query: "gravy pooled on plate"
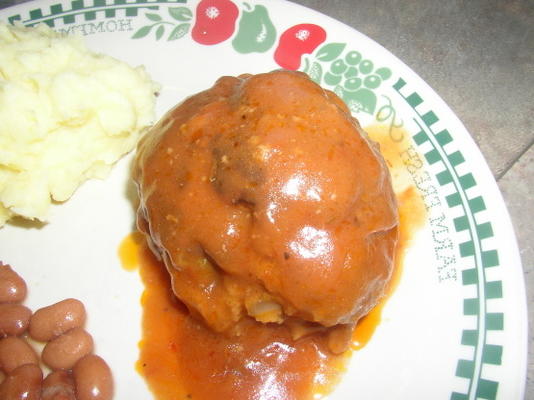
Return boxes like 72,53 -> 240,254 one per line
133,70 -> 398,353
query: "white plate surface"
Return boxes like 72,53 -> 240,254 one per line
0,1 -> 527,399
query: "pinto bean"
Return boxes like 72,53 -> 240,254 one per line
0,304 -> 32,337
41,370 -> 76,400
0,363 -> 42,400
29,299 -> 86,342
42,328 -> 93,370
0,337 -> 39,373
73,355 -> 113,400
0,265 -> 27,304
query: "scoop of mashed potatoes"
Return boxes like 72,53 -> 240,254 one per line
0,22 -> 159,226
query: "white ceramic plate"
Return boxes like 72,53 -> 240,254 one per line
0,1 -> 527,399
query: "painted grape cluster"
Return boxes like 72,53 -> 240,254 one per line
304,43 -> 392,115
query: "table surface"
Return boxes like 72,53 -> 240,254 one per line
1,0 -> 532,397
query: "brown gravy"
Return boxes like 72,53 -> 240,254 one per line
119,125 -> 426,399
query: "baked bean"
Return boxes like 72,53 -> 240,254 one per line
42,327 -> 93,370
0,363 -> 42,400
0,337 -> 39,373
0,265 -> 27,304
0,304 -> 32,337
29,298 -> 86,342
73,355 -> 113,400
42,370 -> 76,400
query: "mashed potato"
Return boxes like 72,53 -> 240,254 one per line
0,22 -> 159,226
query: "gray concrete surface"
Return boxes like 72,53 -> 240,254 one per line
1,0 -> 532,397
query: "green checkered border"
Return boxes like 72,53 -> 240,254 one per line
393,78 -> 503,400
6,0 -> 185,27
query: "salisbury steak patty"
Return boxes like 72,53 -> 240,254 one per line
133,70 -> 398,340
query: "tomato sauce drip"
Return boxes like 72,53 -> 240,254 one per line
120,125 -> 426,400
118,231 -> 144,271
134,243 -> 349,400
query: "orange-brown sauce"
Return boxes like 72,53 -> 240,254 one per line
134,243 -> 350,400
120,125 -> 426,400
134,72 -> 399,334
118,231 -> 144,271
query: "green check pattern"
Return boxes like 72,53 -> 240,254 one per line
7,0 -> 185,26
394,77 -> 504,400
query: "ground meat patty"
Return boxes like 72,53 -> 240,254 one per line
133,70 -> 398,340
